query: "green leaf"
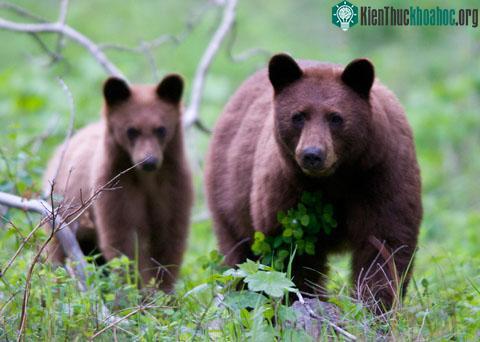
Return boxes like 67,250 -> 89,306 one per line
273,236 -> 284,248
245,271 -> 296,298
278,249 -> 289,259
283,228 -> 293,238
224,291 -> 268,310
238,259 -> 261,276
261,242 -> 272,254
293,228 -> 303,239
305,241 -> 315,255
274,259 -> 284,271
300,215 -> 310,227
254,231 -> 265,242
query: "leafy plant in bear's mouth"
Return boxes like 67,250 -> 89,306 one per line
251,191 -> 337,270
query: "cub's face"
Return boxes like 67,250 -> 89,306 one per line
269,54 -> 375,177
102,75 -> 183,172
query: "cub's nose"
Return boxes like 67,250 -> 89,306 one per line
301,147 -> 325,170
142,156 -> 159,171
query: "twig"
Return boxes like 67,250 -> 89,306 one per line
17,191 -> 59,342
0,192 -> 88,281
295,292 -> 357,341
29,32 -> 63,61
225,22 -> 270,63
53,77 -> 76,181
0,17 -> 123,77
183,0 -> 238,130
55,0 -> 69,55
0,2 -> 47,22
90,302 -> 157,340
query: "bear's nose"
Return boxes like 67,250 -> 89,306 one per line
301,147 -> 325,170
142,156 -> 159,171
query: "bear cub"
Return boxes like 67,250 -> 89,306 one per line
43,75 -> 193,292
206,54 -> 422,311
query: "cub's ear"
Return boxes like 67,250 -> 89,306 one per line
268,53 -> 303,94
341,58 -> 375,99
156,74 -> 184,104
103,77 -> 131,106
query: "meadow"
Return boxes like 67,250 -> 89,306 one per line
0,0 -> 479,340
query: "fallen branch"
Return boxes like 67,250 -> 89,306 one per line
295,292 -> 357,341
183,0 -> 238,131
0,192 -> 88,285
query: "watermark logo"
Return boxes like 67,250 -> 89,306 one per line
332,1 -> 358,31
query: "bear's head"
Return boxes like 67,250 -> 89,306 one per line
102,74 -> 183,172
269,53 -> 375,177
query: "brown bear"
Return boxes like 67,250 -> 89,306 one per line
43,75 -> 193,292
205,53 -> 422,312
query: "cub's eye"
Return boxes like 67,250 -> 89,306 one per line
154,126 -> 167,139
291,112 -> 306,127
328,113 -> 344,127
126,127 -> 140,140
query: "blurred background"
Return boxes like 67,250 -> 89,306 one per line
0,0 -> 479,338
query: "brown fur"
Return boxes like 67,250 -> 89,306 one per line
205,54 -> 422,311
43,75 -> 193,292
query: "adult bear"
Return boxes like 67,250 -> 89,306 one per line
205,53 -> 422,312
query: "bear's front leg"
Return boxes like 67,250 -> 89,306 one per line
95,190 -> 154,286
349,200 -> 419,313
149,209 -> 191,292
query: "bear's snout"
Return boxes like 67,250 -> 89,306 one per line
300,147 -> 325,170
141,156 -> 159,172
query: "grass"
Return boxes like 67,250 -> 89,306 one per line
1,0 -> 480,340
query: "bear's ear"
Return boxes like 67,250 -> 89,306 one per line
268,53 -> 303,94
341,58 -> 375,99
156,74 -> 184,104
103,77 -> 131,106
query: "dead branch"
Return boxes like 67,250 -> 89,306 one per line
97,0 -> 212,79
53,77 -> 76,181
55,0 -> 69,55
0,2 -> 47,22
226,22 -> 271,63
0,192 -> 88,283
295,292 -> 357,341
183,0 -> 238,131
0,15 -> 123,77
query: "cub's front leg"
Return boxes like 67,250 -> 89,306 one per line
94,188 -> 155,286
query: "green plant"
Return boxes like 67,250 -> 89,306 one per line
251,192 -> 337,270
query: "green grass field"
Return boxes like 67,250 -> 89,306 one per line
0,0 -> 479,340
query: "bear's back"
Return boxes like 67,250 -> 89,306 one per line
43,122 -> 104,206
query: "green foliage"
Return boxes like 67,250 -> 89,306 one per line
1,0 -> 480,340
251,192 -> 336,270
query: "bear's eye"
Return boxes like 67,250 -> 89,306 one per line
154,126 -> 167,139
126,127 -> 140,140
291,112 -> 306,127
328,113 -> 344,127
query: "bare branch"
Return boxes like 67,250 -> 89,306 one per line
0,2 -> 47,23
53,77 -> 76,181
0,191 -> 88,279
55,0 -> 69,56
226,22 -> 270,63
29,32 -> 63,61
0,17 -> 123,77
183,0 -> 238,130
